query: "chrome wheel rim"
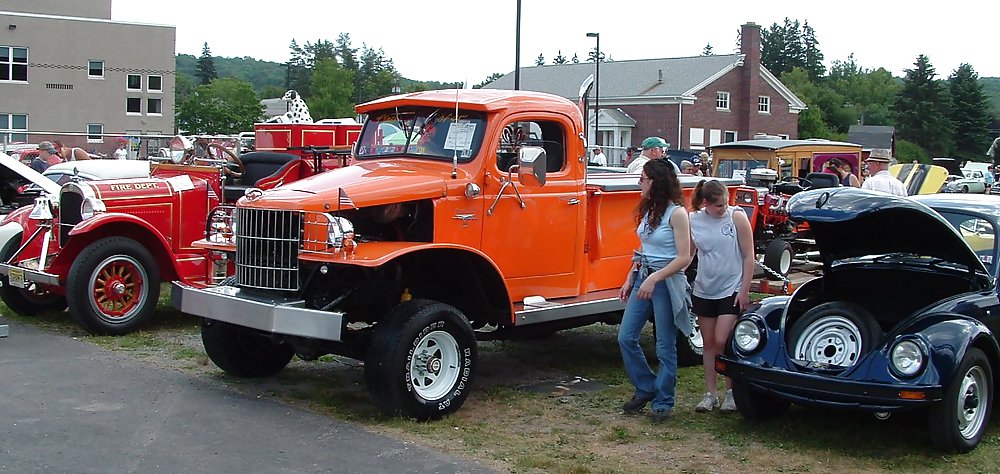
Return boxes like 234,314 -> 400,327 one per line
88,254 -> 148,324
793,316 -> 863,366
957,365 -> 988,439
409,329 -> 461,400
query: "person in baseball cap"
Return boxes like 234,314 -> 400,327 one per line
628,137 -> 671,174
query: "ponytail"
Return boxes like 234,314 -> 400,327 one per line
692,179 -> 708,211
692,179 -> 728,211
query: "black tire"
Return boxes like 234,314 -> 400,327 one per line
787,301 -> 881,367
0,232 -> 67,315
731,380 -> 790,421
201,319 -> 294,377
676,310 -> 704,367
762,239 -> 793,280
364,299 -> 477,420
66,237 -> 161,335
962,185 -> 969,193
928,347 -> 993,453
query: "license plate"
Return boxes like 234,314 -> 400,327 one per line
7,267 -> 26,288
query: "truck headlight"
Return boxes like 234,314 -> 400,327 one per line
890,339 -> 925,377
206,206 -> 236,244
733,318 -> 765,354
80,197 -> 106,220
327,216 -> 355,251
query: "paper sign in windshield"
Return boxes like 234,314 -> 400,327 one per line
444,121 -> 476,150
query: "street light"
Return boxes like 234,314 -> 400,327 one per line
586,32 -> 600,147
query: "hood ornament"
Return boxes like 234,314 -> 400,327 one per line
243,188 -> 264,201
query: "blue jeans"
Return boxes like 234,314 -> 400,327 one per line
618,278 -> 678,412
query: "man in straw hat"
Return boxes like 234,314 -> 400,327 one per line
861,148 -> 906,196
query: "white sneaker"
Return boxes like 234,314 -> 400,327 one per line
695,392 -> 719,412
720,389 -> 737,412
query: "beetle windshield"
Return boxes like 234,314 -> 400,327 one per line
355,107 -> 487,162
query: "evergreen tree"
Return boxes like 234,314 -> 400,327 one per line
356,45 -> 400,103
892,55 -> 954,156
702,43 -> 714,56
553,50 -> 568,65
287,39 -> 312,96
334,33 -> 360,105
475,73 -> 503,89
948,63 -> 992,161
305,39 -> 336,67
828,55 -> 898,126
535,53 -> 545,66
571,53 -> 579,64
761,18 -> 807,77
801,21 -> 825,80
587,47 -> 605,63
195,42 -> 217,85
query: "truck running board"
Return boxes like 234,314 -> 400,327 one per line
513,289 -> 623,325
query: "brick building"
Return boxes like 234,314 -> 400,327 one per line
486,22 -> 806,165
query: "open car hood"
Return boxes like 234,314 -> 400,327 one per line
787,187 -> 986,272
0,151 -> 61,196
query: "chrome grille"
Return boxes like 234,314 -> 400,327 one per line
235,208 -> 303,291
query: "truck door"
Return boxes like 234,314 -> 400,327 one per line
481,116 -> 585,299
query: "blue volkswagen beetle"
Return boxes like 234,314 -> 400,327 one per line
717,188 -> 999,453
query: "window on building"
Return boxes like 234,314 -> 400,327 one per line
709,129 -> 722,146
1,113 -> 28,142
758,96 -> 771,113
724,131 -> 738,143
127,74 -> 141,90
689,127 -> 705,146
88,123 -> 104,143
147,98 -> 162,115
716,92 -> 730,110
1,46 -> 28,82
148,75 -> 162,92
88,60 -> 104,78
778,134 -> 789,140
126,97 -> 141,114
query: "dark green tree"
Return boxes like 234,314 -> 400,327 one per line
308,58 -> 355,119
948,63 -> 992,161
828,55 -> 898,126
780,68 -> 837,138
892,54 -> 954,156
475,73 -> 503,89
304,39 -> 336,66
587,46 -> 605,63
258,85 -> 285,99
702,43 -> 714,56
334,33 -> 361,104
356,45 -> 400,103
553,50 -> 568,65
801,21 -> 825,80
287,39 -> 312,96
535,53 -> 545,66
571,53 -> 579,64
761,18 -> 806,77
176,77 -> 262,134
195,42 -> 217,85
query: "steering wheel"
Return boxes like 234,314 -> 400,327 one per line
184,142 -> 245,178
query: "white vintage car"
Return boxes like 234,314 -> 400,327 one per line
941,169 -> 987,193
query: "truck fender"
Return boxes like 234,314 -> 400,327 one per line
62,212 -> 181,279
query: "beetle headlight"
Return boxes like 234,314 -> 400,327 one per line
327,216 -> 355,251
733,318 -> 764,354
80,197 -> 106,220
206,206 -> 236,244
890,339 -> 925,377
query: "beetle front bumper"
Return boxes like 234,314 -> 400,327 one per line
716,355 -> 944,412
171,282 -> 344,341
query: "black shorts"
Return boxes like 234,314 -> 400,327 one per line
692,293 -> 740,318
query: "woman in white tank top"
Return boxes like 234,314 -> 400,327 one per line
688,179 -> 755,412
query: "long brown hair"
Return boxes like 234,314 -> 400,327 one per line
636,159 -> 683,231
691,179 -> 728,211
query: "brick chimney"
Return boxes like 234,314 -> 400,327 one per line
739,22 -> 762,140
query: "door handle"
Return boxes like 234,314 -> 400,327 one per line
566,198 -> 580,205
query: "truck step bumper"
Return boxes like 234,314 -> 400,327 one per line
171,282 -> 344,341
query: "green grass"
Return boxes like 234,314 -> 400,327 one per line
2,288 -> 999,473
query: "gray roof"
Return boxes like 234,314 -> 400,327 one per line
486,54 -> 745,100
592,108 -> 636,127
848,125 -> 896,149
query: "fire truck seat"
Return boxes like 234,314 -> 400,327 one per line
224,151 -> 299,202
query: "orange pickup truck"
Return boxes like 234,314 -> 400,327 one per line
172,87 -> 739,419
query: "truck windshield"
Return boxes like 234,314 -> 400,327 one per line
717,159 -> 768,181
355,107 -> 487,162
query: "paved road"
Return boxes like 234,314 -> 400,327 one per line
0,320 -> 494,474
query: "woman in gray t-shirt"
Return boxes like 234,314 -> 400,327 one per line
688,179 -> 755,413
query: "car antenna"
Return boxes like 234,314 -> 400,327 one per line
451,85 -> 461,179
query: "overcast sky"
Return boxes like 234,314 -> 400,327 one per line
111,0 -> 997,84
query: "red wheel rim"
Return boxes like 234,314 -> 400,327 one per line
89,255 -> 147,321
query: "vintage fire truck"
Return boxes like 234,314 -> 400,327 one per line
172,86 -> 743,420
0,134 -> 353,336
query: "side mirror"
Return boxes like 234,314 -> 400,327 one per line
517,146 -> 547,187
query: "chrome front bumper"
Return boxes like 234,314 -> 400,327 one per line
0,262 -> 62,286
171,282 -> 344,341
